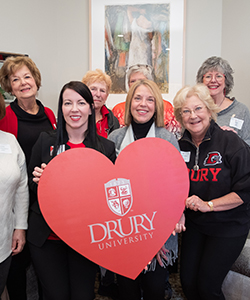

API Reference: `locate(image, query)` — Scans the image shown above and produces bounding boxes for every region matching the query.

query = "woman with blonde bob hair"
[173,84,250,300]
[82,69,119,138]
[112,65,181,137]
[108,79,179,300]
[124,79,164,127]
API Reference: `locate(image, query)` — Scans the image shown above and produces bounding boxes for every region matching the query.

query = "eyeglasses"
[181,106,206,117]
[203,73,225,83]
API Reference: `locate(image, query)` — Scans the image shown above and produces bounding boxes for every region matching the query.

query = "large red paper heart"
[38,138,189,279]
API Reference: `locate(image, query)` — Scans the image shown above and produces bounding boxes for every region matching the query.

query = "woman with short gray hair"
[196,56,250,145]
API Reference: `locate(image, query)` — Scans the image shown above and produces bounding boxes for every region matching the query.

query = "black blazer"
[27,130,116,247]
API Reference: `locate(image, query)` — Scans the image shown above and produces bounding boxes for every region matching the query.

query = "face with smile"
[62,88,92,135]
[181,95,211,143]
[9,65,38,101]
[130,85,155,124]
[129,72,147,88]
[88,81,108,112]
[203,70,225,98]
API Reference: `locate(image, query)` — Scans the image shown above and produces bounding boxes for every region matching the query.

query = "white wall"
[221,0,250,103]
[184,0,222,86]
[1,0,89,113]
[1,0,249,114]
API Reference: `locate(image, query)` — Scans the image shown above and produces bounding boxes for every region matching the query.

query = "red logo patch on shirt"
[204,152,222,166]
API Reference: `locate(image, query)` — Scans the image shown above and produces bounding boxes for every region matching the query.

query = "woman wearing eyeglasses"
[173,84,250,300]
[196,56,250,145]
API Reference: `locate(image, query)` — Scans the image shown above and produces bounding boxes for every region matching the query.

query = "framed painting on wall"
[90,0,186,108]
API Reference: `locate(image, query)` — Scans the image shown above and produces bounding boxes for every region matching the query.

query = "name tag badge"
[180,151,190,163]
[229,117,244,130]
[0,144,12,154]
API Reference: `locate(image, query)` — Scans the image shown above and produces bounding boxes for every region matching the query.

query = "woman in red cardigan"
[0,55,56,300]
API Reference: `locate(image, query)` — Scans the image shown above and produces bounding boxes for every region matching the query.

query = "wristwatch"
[207,201,214,211]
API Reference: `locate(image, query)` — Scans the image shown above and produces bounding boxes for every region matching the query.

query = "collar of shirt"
[96,105,109,138]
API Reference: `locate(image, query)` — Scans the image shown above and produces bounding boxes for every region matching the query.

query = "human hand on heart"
[33,163,47,184]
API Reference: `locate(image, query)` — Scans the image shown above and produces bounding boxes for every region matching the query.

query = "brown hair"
[0,56,41,93]
[124,79,164,127]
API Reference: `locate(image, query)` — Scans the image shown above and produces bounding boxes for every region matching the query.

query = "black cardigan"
[179,120,250,238]
[27,130,116,247]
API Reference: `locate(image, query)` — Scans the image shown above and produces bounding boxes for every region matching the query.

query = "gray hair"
[196,56,234,96]
[126,64,153,91]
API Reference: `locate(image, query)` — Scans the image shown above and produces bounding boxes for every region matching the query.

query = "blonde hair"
[173,84,219,128]
[82,69,112,94]
[0,56,41,93]
[124,79,164,127]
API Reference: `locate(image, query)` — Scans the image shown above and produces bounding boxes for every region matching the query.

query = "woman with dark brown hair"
[28,81,115,300]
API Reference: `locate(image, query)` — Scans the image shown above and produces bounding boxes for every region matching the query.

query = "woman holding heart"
[108,79,180,300]
[27,81,116,300]
[173,84,250,300]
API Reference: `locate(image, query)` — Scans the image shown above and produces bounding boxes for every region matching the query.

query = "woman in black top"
[173,84,250,300]
[0,55,56,300]
[28,81,115,300]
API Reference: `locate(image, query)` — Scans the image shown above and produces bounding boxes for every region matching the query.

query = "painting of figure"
[105,4,170,94]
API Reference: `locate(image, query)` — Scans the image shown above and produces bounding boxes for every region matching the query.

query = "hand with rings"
[185,195,209,212]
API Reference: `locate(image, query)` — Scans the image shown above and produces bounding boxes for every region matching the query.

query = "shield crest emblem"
[104,178,133,216]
